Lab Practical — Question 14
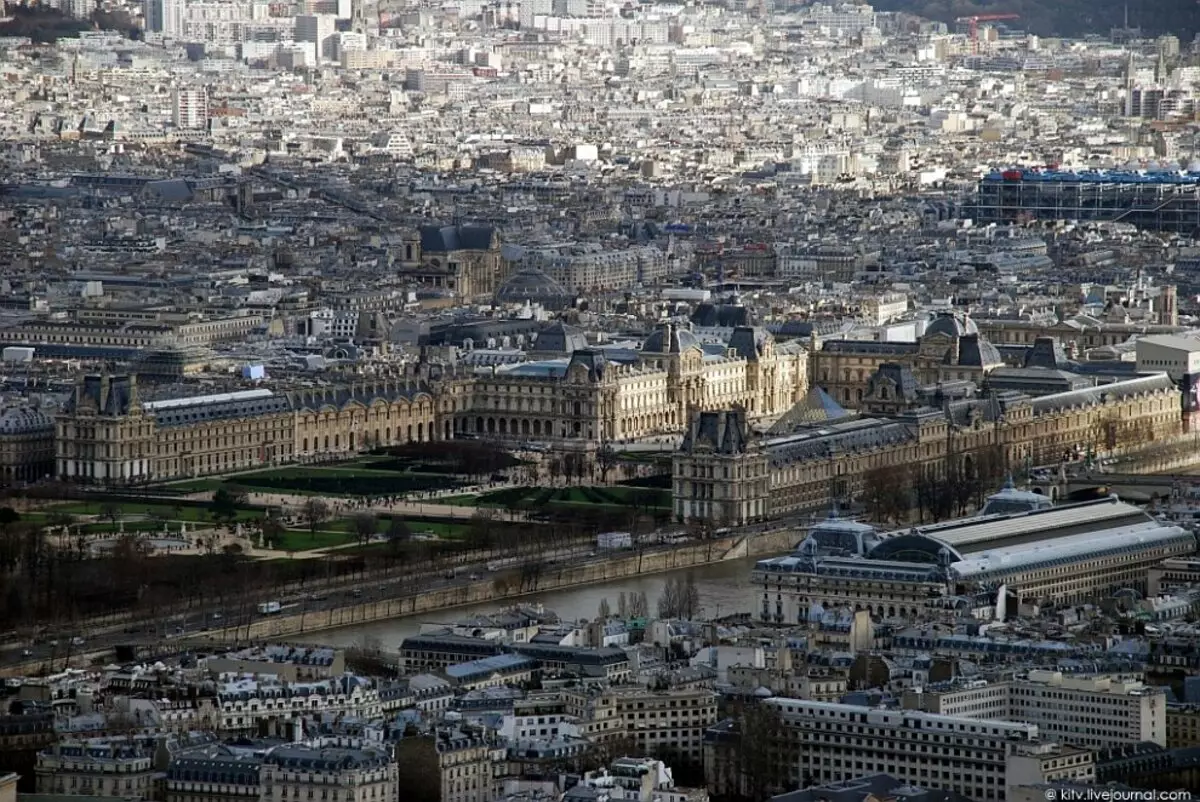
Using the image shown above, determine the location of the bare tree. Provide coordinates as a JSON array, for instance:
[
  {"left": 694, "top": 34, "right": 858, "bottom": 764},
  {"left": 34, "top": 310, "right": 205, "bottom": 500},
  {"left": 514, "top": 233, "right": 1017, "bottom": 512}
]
[
  {"left": 352, "top": 512, "right": 377, "bottom": 547},
  {"left": 658, "top": 573, "right": 700, "bottom": 619},
  {"left": 617, "top": 591, "right": 628, "bottom": 618},
  {"left": 731, "top": 700, "right": 788, "bottom": 801},
  {"left": 300, "top": 498, "right": 331, "bottom": 539},
  {"left": 598, "top": 597, "right": 611, "bottom": 619},
  {"left": 98, "top": 502, "right": 123, "bottom": 529},
  {"left": 629, "top": 590, "right": 649, "bottom": 619},
  {"left": 259, "top": 514, "right": 286, "bottom": 550},
  {"left": 657, "top": 578, "right": 680, "bottom": 620}
]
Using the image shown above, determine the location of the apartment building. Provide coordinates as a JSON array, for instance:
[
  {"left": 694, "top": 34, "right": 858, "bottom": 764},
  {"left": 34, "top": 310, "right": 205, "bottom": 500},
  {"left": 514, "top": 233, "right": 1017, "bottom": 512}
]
[
  {"left": 165, "top": 745, "right": 261, "bottom": 802},
  {"left": 216, "top": 676, "right": 380, "bottom": 733},
  {"left": 1166, "top": 705, "right": 1200, "bottom": 748},
  {"left": 604, "top": 687, "right": 718, "bottom": 768},
  {"left": 393, "top": 728, "right": 494, "bottom": 802},
  {"left": 1005, "top": 742, "right": 1096, "bottom": 791},
  {"left": 905, "top": 671, "right": 1167, "bottom": 749},
  {"left": 204, "top": 646, "right": 345, "bottom": 682},
  {"left": 751, "top": 698, "right": 1040, "bottom": 801},
  {"left": 36, "top": 736, "right": 176, "bottom": 798},
  {"left": 261, "top": 745, "right": 396, "bottom": 802}
]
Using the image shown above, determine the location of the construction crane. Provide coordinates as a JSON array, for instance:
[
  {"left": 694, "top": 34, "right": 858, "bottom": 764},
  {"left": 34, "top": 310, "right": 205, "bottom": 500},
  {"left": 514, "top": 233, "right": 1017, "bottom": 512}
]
[{"left": 957, "top": 13, "right": 1019, "bottom": 52}]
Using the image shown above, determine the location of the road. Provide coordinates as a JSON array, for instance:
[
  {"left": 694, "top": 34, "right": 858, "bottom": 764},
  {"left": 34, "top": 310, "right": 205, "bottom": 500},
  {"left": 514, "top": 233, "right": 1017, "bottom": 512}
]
[
  {"left": 1, "top": 508, "right": 820, "bottom": 674},
  {"left": 0, "top": 541, "right": 605, "bottom": 671}
]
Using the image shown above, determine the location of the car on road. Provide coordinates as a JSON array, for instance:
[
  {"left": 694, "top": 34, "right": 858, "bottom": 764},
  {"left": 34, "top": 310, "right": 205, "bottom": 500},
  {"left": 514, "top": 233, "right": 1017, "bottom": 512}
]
[
  {"left": 71, "top": 637, "right": 85, "bottom": 646},
  {"left": 21, "top": 649, "right": 32, "bottom": 657}
]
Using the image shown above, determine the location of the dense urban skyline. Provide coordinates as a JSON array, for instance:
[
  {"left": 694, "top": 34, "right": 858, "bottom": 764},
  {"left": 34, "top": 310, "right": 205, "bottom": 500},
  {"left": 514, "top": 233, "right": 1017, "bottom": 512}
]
[{"left": 2, "top": 3, "right": 1200, "bottom": 802}]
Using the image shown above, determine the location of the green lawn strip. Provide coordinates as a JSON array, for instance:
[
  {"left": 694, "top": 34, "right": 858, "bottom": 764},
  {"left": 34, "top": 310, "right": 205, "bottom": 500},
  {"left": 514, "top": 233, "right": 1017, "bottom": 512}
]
[
  {"left": 438, "top": 495, "right": 481, "bottom": 506},
  {"left": 273, "top": 529, "right": 358, "bottom": 551}
]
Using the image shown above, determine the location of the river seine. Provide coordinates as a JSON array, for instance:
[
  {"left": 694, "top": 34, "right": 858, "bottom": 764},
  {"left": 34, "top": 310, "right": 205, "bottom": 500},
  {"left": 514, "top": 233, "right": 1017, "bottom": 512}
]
[{"left": 303, "top": 556, "right": 766, "bottom": 649}]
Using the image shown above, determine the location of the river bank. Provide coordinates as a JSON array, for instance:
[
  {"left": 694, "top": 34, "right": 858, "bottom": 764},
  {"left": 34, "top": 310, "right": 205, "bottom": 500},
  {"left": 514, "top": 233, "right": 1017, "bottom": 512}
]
[{"left": 196, "top": 528, "right": 796, "bottom": 646}]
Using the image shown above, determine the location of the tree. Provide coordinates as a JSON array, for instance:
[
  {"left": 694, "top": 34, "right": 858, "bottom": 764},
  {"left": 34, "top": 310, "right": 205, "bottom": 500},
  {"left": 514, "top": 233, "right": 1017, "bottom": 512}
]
[
  {"left": 98, "top": 502, "right": 122, "bottom": 529},
  {"left": 387, "top": 516, "right": 412, "bottom": 543},
  {"left": 0, "top": 507, "right": 20, "bottom": 533},
  {"left": 658, "top": 573, "right": 700, "bottom": 619},
  {"left": 211, "top": 487, "right": 242, "bottom": 528},
  {"left": 352, "top": 513, "right": 378, "bottom": 547},
  {"left": 300, "top": 498, "right": 331, "bottom": 538},
  {"left": 617, "top": 591, "right": 628, "bottom": 618},
  {"left": 658, "top": 578, "right": 680, "bottom": 620},
  {"left": 629, "top": 590, "right": 649, "bottom": 619},
  {"left": 597, "top": 443, "right": 618, "bottom": 483},
  {"left": 598, "top": 597, "right": 611, "bottom": 619},
  {"left": 860, "top": 465, "right": 911, "bottom": 524},
  {"left": 259, "top": 514, "right": 286, "bottom": 550},
  {"left": 731, "top": 701, "right": 787, "bottom": 802}
]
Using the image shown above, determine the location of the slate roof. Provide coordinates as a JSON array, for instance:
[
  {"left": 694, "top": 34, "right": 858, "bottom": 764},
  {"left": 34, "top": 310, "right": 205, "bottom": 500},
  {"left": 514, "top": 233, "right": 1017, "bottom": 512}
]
[
  {"left": 496, "top": 267, "right": 571, "bottom": 307},
  {"left": 567, "top": 349, "right": 608, "bottom": 381},
  {"left": 727, "top": 325, "right": 771, "bottom": 360},
  {"left": 1024, "top": 336, "right": 1072, "bottom": 369},
  {"left": 263, "top": 745, "right": 390, "bottom": 771},
  {"left": 866, "top": 362, "right": 920, "bottom": 402},
  {"left": 445, "top": 654, "right": 536, "bottom": 682},
  {"left": 1030, "top": 372, "right": 1175, "bottom": 414},
  {"left": 763, "top": 768, "right": 979, "bottom": 802},
  {"left": 67, "top": 375, "right": 138, "bottom": 416},
  {"left": 766, "top": 417, "right": 916, "bottom": 466},
  {"left": 167, "top": 744, "right": 261, "bottom": 785},
  {"left": 0, "top": 406, "right": 53, "bottom": 435},
  {"left": 690, "top": 302, "right": 754, "bottom": 328},
  {"left": 681, "top": 410, "right": 752, "bottom": 455},
  {"left": 952, "top": 333, "right": 1003, "bottom": 367},
  {"left": 146, "top": 389, "right": 291, "bottom": 428},
  {"left": 419, "top": 224, "right": 496, "bottom": 252},
  {"left": 534, "top": 321, "right": 588, "bottom": 353},
  {"left": 924, "top": 311, "right": 979, "bottom": 338},
  {"left": 642, "top": 322, "right": 701, "bottom": 354},
  {"left": 820, "top": 339, "right": 920, "bottom": 356}
]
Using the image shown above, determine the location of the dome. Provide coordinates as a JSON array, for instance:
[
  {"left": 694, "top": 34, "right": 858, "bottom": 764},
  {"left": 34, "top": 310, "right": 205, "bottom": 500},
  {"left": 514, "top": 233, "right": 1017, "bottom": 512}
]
[
  {"left": 981, "top": 478, "right": 1054, "bottom": 516},
  {"left": 642, "top": 323, "right": 701, "bottom": 354},
  {"left": 495, "top": 267, "right": 571, "bottom": 309},
  {"left": 0, "top": 406, "right": 53, "bottom": 436},
  {"left": 924, "top": 311, "right": 978, "bottom": 339}
]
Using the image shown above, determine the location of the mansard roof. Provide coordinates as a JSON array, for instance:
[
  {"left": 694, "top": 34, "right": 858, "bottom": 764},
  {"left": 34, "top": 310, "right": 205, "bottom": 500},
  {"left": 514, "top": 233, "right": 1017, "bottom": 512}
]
[
  {"left": 681, "top": 409, "right": 752, "bottom": 455},
  {"left": 419, "top": 224, "right": 496, "bottom": 252},
  {"left": 766, "top": 417, "right": 916, "bottom": 466},
  {"left": 290, "top": 381, "right": 434, "bottom": 413},
  {"left": 1029, "top": 372, "right": 1176, "bottom": 414}
]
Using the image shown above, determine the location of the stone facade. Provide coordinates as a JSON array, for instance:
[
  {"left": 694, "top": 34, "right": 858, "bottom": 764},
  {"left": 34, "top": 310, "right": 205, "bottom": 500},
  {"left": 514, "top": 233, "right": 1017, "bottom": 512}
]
[
  {"left": 674, "top": 371, "right": 1183, "bottom": 524},
  {"left": 456, "top": 323, "right": 808, "bottom": 445},
  {"left": 54, "top": 321, "right": 808, "bottom": 485},
  {"left": 55, "top": 374, "right": 470, "bottom": 484},
  {"left": 809, "top": 311, "right": 1005, "bottom": 410},
  {"left": 397, "top": 224, "right": 506, "bottom": 298}
]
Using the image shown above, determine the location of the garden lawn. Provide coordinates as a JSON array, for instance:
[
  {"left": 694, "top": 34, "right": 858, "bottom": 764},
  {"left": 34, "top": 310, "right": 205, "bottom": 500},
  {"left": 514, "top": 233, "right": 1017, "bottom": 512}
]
[{"left": 272, "top": 529, "right": 359, "bottom": 551}]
